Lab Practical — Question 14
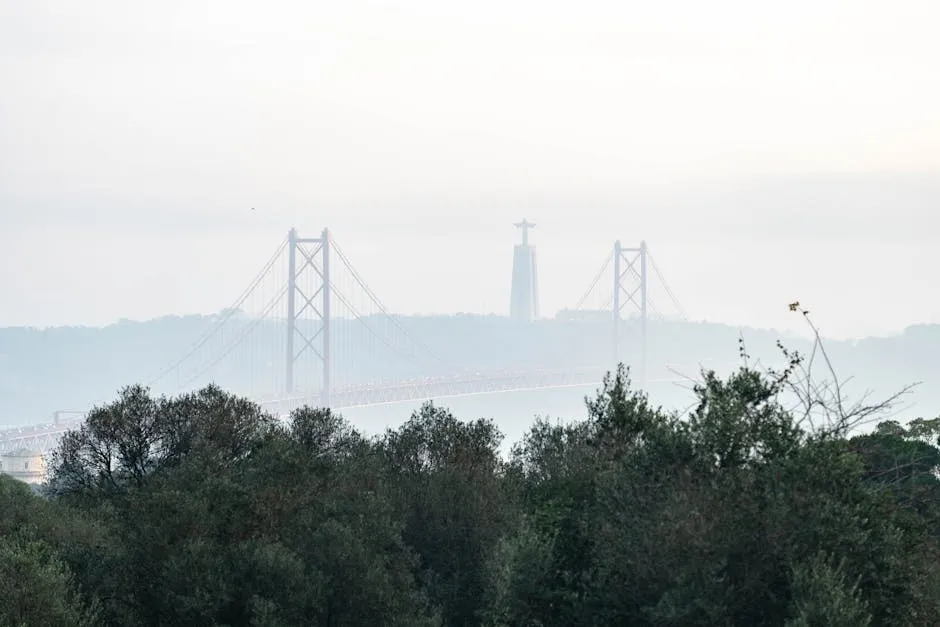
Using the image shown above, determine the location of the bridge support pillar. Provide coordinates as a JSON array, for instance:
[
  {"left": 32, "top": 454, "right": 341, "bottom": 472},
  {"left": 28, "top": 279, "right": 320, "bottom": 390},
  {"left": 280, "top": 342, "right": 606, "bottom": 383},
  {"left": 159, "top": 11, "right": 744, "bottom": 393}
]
[
  {"left": 321, "top": 228, "right": 331, "bottom": 408},
  {"left": 613, "top": 240, "right": 621, "bottom": 365},
  {"left": 613, "top": 239, "right": 648, "bottom": 387},
  {"left": 284, "top": 227, "right": 332, "bottom": 407},
  {"left": 286, "top": 228, "right": 297, "bottom": 393}
]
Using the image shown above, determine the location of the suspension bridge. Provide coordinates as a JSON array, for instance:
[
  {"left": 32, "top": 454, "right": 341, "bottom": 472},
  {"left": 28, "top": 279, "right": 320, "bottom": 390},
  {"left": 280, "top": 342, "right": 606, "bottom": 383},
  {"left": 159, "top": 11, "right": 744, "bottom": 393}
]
[{"left": 0, "top": 227, "right": 691, "bottom": 454}]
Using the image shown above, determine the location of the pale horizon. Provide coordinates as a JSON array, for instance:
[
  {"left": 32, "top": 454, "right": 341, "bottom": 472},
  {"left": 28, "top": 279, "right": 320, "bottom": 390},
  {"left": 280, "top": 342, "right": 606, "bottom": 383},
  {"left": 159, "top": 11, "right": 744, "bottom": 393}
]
[{"left": 3, "top": 0, "right": 940, "bottom": 340}]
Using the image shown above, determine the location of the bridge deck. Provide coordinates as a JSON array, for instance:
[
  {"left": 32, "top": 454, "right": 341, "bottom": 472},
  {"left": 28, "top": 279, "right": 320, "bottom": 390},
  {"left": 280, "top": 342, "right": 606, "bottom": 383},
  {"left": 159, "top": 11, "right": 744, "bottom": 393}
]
[{"left": 0, "top": 366, "right": 695, "bottom": 454}]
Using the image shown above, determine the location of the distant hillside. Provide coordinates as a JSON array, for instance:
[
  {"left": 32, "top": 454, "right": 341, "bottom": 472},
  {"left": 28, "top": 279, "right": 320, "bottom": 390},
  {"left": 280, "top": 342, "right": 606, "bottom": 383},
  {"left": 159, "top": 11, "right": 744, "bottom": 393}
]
[{"left": 1, "top": 313, "right": 938, "bottom": 427}]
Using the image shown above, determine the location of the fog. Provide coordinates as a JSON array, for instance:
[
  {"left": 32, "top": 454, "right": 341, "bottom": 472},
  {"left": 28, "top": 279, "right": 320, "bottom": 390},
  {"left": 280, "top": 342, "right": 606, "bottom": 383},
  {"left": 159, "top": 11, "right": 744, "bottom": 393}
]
[{"left": 2, "top": 2, "right": 940, "bottom": 337}]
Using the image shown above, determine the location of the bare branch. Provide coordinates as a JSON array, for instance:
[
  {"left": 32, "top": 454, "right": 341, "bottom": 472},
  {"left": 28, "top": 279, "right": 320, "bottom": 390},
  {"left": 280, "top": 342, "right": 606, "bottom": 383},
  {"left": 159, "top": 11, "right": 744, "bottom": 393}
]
[{"left": 769, "top": 302, "right": 921, "bottom": 439}]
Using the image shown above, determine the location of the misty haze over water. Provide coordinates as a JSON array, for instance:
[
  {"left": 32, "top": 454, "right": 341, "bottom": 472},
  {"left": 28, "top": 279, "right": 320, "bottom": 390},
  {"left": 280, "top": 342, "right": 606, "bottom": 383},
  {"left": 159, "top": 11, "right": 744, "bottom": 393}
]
[{"left": 2, "top": 0, "right": 940, "bottom": 429}]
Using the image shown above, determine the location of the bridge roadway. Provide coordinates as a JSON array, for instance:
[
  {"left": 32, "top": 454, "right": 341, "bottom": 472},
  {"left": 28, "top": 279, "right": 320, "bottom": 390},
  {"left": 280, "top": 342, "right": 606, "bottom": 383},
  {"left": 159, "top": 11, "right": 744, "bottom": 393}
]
[
  {"left": 1, "top": 366, "right": 663, "bottom": 455},
  {"left": 256, "top": 366, "right": 615, "bottom": 414}
]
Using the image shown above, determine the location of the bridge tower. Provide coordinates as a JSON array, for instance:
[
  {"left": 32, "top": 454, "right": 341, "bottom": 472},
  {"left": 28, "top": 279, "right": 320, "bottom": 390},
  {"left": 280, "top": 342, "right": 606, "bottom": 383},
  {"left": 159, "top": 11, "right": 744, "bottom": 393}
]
[
  {"left": 510, "top": 218, "right": 540, "bottom": 321},
  {"left": 612, "top": 240, "right": 648, "bottom": 386},
  {"left": 285, "top": 227, "right": 331, "bottom": 407}
]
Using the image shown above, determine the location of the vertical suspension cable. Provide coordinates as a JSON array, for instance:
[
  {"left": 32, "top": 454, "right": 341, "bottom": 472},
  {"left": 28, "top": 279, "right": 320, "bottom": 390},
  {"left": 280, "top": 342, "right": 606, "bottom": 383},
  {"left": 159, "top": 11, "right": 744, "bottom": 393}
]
[
  {"left": 145, "top": 236, "right": 288, "bottom": 389},
  {"left": 330, "top": 235, "right": 449, "bottom": 367},
  {"left": 574, "top": 249, "right": 614, "bottom": 311},
  {"left": 346, "top": 260, "right": 355, "bottom": 386},
  {"left": 647, "top": 249, "right": 688, "bottom": 320}
]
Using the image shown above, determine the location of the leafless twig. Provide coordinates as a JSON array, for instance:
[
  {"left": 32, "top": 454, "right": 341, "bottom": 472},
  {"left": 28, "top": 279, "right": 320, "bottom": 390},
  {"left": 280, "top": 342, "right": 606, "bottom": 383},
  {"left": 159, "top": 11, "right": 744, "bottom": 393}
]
[{"left": 771, "top": 302, "right": 920, "bottom": 438}]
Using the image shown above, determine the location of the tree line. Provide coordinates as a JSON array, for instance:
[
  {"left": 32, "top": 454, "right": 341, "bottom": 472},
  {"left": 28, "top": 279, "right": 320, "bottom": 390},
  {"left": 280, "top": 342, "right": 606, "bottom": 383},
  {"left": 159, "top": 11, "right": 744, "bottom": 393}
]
[{"left": 2, "top": 348, "right": 940, "bottom": 625}]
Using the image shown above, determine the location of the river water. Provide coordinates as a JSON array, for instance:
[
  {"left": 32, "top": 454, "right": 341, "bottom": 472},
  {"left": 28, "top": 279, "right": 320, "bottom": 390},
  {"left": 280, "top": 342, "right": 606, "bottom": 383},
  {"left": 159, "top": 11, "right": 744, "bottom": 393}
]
[{"left": 339, "top": 379, "right": 697, "bottom": 455}]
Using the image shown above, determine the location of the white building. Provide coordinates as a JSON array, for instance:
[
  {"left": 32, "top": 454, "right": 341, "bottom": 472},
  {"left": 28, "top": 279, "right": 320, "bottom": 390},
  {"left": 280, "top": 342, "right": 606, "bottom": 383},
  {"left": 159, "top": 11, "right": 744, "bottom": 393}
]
[{"left": 0, "top": 449, "right": 46, "bottom": 484}]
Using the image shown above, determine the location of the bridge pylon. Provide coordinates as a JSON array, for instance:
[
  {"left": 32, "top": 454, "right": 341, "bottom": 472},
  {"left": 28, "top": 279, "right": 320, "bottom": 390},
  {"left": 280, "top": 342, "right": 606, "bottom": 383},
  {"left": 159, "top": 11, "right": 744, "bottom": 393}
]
[
  {"left": 613, "top": 239, "right": 648, "bottom": 386},
  {"left": 286, "top": 227, "right": 331, "bottom": 407}
]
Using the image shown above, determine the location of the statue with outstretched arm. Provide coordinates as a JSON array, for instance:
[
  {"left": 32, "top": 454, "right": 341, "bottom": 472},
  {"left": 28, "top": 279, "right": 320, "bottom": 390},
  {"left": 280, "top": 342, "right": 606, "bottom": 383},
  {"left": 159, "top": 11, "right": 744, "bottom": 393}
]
[{"left": 514, "top": 218, "right": 536, "bottom": 246}]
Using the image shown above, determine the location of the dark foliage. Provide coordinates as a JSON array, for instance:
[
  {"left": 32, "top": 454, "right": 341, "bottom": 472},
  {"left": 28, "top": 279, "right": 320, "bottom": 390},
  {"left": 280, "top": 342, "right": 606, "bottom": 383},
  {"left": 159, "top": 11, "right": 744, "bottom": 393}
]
[{"left": 3, "top": 355, "right": 940, "bottom": 625}]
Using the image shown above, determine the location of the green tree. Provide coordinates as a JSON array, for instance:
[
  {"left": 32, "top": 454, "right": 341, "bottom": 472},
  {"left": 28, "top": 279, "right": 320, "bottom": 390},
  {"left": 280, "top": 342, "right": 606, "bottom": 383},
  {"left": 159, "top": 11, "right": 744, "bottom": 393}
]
[
  {"left": 46, "top": 383, "right": 278, "bottom": 502},
  {"left": 43, "top": 389, "right": 439, "bottom": 626},
  {"left": 0, "top": 536, "right": 98, "bottom": 627},
  {"left": 382, "top": 402, "right": 513, "bottom": 626},
  {"left": 784, "top": 552, "right": 873, "bottom": 627},
  {"left": 487, "top": 361, "right": 940, "bottom": 626},
  {"left": 0, "top": 476, "right": 99, "bottom": 626}
]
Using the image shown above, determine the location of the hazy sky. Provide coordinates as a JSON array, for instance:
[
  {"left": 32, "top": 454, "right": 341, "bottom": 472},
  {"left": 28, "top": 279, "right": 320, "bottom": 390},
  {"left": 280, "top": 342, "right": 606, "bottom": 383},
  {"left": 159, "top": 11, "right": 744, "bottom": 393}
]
[{"left": 2, "top": 0, "right": 939, "bottom": 339}]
